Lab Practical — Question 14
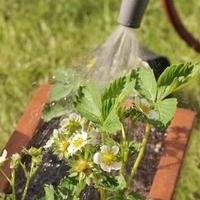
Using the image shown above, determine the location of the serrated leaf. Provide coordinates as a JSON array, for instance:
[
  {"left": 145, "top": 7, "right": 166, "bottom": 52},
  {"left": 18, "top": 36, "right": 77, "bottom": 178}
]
[
  {"left": 101, "top": 110, "right": 121, "bottom": 133},
  {"left": 136, "top": 67, "right": 157, "bottom": 102},
  {"left": 116, "top": 77, "right": 136, "bottom": 105},
  {"left": 102, "top": 76, "right": 127, "bottom": 101},
  {"left": 101, "top": 98, "right": 115, "bottom": 120},
  {"left": 100, "top": 74, "right": 136, "bottom": 133},
  {"left": 75, "top": 83, "right": 102, "bottom": 123},
  {"left": 101, "top": 77, "right": 135, "bottom": 120},
  {"left": 157, "top": 63, "right": 197, "bottom": 100},
  {"left": 155, "top": 98, "right": 177, "bottom": 128}
]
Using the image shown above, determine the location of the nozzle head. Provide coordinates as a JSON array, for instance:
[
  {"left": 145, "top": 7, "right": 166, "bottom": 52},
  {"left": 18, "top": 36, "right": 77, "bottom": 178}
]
[{"left": 118, "top": 0, "right": 149, "bottom": 28}]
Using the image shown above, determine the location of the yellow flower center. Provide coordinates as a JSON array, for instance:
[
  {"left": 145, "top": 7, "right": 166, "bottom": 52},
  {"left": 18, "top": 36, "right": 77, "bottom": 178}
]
[
  {"left": 101, "top": 152, "right": 116, "bottom": 165},
  {"left": 66, "top": 120, "right": 82, "bottom": 134},
  {"left": 57, "top": 140, "right": 69, "bottom": 152},
  {"left": 140, "top": 103, "right": 151, "bottom": 114},
  {"left": 72, "top": 138, "right": 84, "bottom": 148},
  {"left": 74, "top": 160, "right": 89, "bottom": 172}
]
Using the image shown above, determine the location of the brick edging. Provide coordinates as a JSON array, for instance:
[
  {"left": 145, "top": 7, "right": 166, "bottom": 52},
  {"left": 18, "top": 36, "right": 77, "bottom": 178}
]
[
  {"left": 149, "top": 108, "right": 196, "bottom": 200},
  {"left": 0, "top": 84, "right": 50, "bottom": 191}
]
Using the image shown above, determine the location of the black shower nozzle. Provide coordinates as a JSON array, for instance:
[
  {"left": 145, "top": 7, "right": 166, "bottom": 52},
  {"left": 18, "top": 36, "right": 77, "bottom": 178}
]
[{"left": 118, "top": 0, "right": 149, "bottom": 28}]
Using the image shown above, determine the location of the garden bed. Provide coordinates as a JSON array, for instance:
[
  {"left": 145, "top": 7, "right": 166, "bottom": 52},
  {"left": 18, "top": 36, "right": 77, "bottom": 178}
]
[{"left": 0, "top": 85, "right": 196, "bottom": 200}]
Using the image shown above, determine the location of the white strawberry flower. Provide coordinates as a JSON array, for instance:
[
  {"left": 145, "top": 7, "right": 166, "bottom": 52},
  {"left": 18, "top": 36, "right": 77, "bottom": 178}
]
[
  {"left": 135, "top": 96, "right": 158, "bottom": 120},
  {"left": 60, "top": 113, "right": 83, "bottom": 134},
  {"left": 68, "top": 131, "right": 88, "bottom": 154},
  {"left": 10, "top": 153, "right": 21, "bottom": 169},
  {"left": 93, "top": 145, "right": 121, "bottom": 172},
  {"left": 0, "top": 150, "right": 7, "bottom": 166},
  {"left": 43, "top": 129, "right": 59, "bottom": 149}
]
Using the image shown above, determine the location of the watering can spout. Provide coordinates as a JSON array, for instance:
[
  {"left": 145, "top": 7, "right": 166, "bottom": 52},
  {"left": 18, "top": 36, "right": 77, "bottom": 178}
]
[{"left": 118, "top": 0, "right": 149, "bottom": 28}]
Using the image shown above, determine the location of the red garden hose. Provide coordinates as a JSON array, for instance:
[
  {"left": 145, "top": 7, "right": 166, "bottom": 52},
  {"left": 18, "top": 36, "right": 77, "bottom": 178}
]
[{"left": 161, "top": 0, "right": 200, "bottom": 53}]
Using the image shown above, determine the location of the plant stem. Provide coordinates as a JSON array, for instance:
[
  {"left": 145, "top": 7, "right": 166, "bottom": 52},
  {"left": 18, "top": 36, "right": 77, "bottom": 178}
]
[
  {"left": 11, "top": 170, "right": 16, "bottom": 200},
  {"left": 100, "top": 188, "right": 106, "bottom": 200},
  {"left": 0, "top": 168, "right": 17, "bottom": 200},
  {"left": 121, "top": 123, "right": 126, "bottom": 141},
  {"left": 121, "top": 124, "right": 129, "bottom": 162},
  {"left": 21, "top": 161, "right": 35, "bottom": 200},
  {"left": 21, "top": 173, "right": 31, "bottom": 200},
  {"left": 129, "top": 123, "right": 151, "bottom": 183},
  {"left": 101, "top": 132, "right": 106, "bottom": 144},
  {"left": 120, "top": 123, "right": 128, "bottom": 176},
  {"left": 0, "top": 168, "right": 12, "bottom": 185}
]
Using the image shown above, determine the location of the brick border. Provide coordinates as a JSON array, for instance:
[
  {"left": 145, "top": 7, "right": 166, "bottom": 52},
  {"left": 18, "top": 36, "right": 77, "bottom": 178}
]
[
  {"left": 0, "top": 84, "right": 50, "bottom": 191},
  {"left": 149, "top": 108, "right": 196, "bottom": 200},
  {"left": 0, "top": 85, "right": 196, "bottom": 200}
]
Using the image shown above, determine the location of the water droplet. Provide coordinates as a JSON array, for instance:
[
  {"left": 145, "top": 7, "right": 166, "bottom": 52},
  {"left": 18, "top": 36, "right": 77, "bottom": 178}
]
[{"left": 51, "top": 102, "right": 56, "bottom": 106}]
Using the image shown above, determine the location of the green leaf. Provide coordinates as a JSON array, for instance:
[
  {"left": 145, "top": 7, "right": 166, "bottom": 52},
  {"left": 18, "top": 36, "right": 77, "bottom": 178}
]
[
  {"left": 98, "top": 175, "right": 126, "bottom": 192},
  {"left": 50, "top": 68, "right": 82, "bottom": 102},
  {"left": 50, "top": 83, "right": 73, "bottom": 102},
  {"left": 116, "top": 175, "right": 127, "bottom": 191},
  {"left": 75, "top": 83, "right": 102, "bottom": 123},
  {"left": 102, "top": 76, "right": 127, "bottom": 101},
  {"left": 101, "top": 74, "right": 135, "bottom": 133},
  {"left": 42, "top": 100, "right": 72, "bottom": 122},
  {"left": 125, "top": 107, "right": 147, "bottom": 122},
  {"left": 101, "top": 110, "right": 121, "bottom": 133},
  {"left": 157, "top": 63, "right": 198, "bottom": 100},
  {"left": 116, "top": 77, "right": 136, "bottom": 106},
  {"left": 102, "top": 74, "right": 136, "bottom": 109},
  {"left": 155, "top": 98, "right": 177, "bottom": 128},
  {"left": 56, "top": 176, "right": 78, "bottom": 199},
  {"left": 42, "top": 68, "right": 82, "bottom": 122},
  {"left": 136, "top": 67, "right": 157, "bottom": 102},
  {"left": 126, "top": 192, "right": 145, "bottom": 200},
  {"left": 44, "top": 185, "right": 55, "bottom": 200}
]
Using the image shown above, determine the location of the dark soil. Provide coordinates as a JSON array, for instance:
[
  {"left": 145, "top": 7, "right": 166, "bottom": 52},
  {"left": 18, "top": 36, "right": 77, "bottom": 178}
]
[
  {"left": 14, "top": 118, "right": 166, "bottom": 200},
  {"left": 124, "top": 120, "right": 166, "bottom": 196}
]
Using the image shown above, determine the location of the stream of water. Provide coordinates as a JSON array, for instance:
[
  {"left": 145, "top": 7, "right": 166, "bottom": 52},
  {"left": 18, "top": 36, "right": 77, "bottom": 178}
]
[{"left": 88, "top": 25, "right": 149, "bottom": 84}]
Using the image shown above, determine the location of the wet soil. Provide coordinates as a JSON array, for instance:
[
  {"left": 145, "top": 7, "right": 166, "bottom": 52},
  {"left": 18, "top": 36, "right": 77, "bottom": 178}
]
[{"left": 14, "top": 118, "right": 166, "bottom": 200}]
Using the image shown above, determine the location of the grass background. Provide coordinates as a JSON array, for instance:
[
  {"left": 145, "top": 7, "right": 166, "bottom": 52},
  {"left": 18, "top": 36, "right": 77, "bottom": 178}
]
[{"left": 0, "top": 0, "right": 199, "bottom": 199}]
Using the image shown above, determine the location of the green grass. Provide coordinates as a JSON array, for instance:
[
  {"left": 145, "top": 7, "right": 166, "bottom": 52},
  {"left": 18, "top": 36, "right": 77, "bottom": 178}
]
[{"left": 0, "top": 0, "right": 200, "bottom": 199}]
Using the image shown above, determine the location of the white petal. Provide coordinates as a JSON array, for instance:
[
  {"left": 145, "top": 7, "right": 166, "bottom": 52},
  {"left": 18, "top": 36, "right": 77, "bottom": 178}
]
[
  {"left": 52, "top": 129, "right": 59, "bottom": 138},
  {"left": 2, "top": 150, "right": 7, "bottom": 158},
  {"left": 111, "top": 162, "right": 122, "bottom": 171},
  {"left": 44, "top": 138, "right": 54, "bottom": 149},
  {"left": 111, "top": 146, "right": 119, "bottom": 155},
  {"left": 68, "top": 145, "right": 75, "bottom": 154},
  {"left": 148, "top": 110, "right": 159, "bottom": 120},
  {"left": 100, "top": 145, "right": 110, "bottom": 153},
  {"left": 0, "top": 150, "right": 7, "bottom": 164},
  {"left": 72, "top": 134, "right": 79, "bottom": 140},
  {"left": 100, "top": 163, "right": 111, "bottom": 172},
  {"left": 60, "top": 118, "right": 69, "bottom": 127},
  {"left": 93, "top": 152, "right": 101, "bottom": 164},
  {"left": 81, "top": 131, "right": 88, "bottom": 139},
  {"left": 69, "top": 113, "right": 81, "bottom": 121}
]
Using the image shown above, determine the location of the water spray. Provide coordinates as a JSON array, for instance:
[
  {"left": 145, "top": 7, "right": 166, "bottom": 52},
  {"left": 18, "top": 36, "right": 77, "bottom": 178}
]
[{"left": 89, "top": 0, "right": 170, "bottom": 84}]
